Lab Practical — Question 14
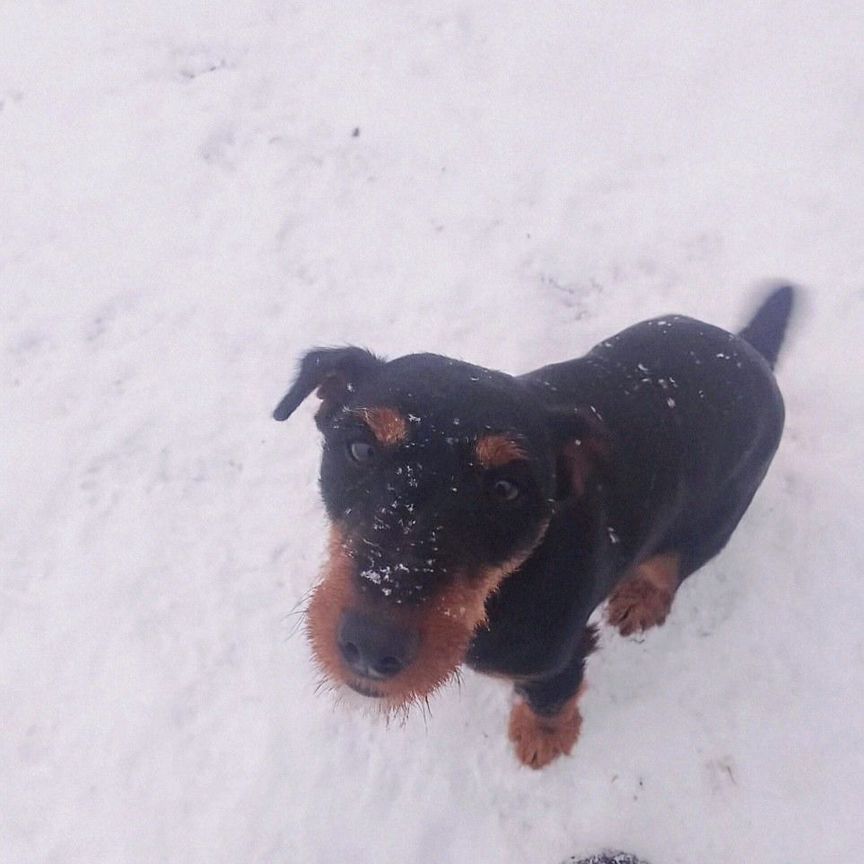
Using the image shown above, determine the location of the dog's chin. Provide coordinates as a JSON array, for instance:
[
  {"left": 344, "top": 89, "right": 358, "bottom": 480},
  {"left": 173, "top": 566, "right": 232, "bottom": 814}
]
[
  {"left": 319, "top": 664, "right": 462, "bottom": 720},
  {"left": 329, "top": 681, "right": 409, "bottom": 721}
]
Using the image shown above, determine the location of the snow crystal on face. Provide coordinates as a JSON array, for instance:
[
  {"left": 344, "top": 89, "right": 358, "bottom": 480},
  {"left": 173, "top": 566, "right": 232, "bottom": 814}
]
[
  {"left": 401, "top": 463, "right": 420, "bottom": 488},
  {"left": 359, "top": 561, "right": 411, "bottom": 588},
  {"left": 666, "top": 397, "right": 676, "bottom": 408},
  {"left": 359, "top": 568, "right": 384, "bottom": 585},
  {"left": 607, "top": 526, "right": 620, "bottom": 544}
]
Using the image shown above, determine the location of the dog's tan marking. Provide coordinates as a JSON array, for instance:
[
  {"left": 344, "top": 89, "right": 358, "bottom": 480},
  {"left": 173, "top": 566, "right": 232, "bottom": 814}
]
[
  {"left": 606, "top": 551, "right": 681, "bottom": 636},
  {"left": 355, "top": 406, "right": 408, "bottom": 446},
  {"left": 508, "top": 681, "right": 587, "bottom": 769},
  {"left": 475, "top": 435, "right": 527, "bottom": 469}
]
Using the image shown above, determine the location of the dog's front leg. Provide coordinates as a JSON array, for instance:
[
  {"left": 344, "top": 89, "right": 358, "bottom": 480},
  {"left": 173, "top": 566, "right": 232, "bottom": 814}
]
[{"left": 507, "top": 632, "right": 594, "bottom": 769}]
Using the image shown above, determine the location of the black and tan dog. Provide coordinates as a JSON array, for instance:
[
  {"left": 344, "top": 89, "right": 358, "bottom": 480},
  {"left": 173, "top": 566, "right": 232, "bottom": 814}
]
[{"left": 273, "top": 285, "right": 793, "bottom": 768}]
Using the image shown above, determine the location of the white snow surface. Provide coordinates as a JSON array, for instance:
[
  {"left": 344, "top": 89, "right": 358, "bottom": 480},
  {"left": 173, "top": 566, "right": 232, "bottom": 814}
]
[{"left": 2, "top": 3, "right": 864, "bottom": 863}]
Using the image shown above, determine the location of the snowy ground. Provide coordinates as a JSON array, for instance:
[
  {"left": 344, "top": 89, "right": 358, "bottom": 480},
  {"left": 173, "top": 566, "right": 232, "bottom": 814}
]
[{"left": 2, "top": 3, "right": 864, "bottom": 863}]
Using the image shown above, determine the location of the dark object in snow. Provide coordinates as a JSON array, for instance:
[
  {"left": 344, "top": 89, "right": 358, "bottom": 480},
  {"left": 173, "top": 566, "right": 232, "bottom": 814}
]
[
  {"left": 273, "top": 284, "right": 795, "bottom": 769},
  {"left": 562, "top": 854, "right": 650, "bottom": 864}
]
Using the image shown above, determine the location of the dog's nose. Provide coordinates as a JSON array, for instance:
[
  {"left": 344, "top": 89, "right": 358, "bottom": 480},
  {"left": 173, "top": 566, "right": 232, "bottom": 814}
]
[{"left": 337, "top": 611, "right": 419, "bottom": 681}]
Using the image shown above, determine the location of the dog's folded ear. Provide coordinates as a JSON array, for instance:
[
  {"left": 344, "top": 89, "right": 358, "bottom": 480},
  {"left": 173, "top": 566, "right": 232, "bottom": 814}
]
[
  {"left": 546, "top": 406, "right": 612, "bottom": 499},
  {"left": 273, "top": 347, "right": 384, "bottom": 422}
]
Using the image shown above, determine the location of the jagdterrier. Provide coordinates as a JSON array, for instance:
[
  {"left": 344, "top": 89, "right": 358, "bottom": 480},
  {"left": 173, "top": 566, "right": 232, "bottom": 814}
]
[{"left": 273, "top": 285, "right": 793, "bottom": 768}]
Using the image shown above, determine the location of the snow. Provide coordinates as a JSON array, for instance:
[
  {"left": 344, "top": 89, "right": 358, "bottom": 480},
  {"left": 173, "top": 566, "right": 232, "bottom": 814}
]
[{"left": 2, "top": 2, "right": 863, "bottom": 863}]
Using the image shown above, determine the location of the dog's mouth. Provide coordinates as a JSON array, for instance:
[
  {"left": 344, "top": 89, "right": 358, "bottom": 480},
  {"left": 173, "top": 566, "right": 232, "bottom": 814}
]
[{"left": 347, "top": 681, "right": 384, "bottom": 698}]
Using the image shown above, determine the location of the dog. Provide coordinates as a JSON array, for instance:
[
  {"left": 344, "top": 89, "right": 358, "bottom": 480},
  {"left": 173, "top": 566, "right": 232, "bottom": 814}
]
[{"left": 273, "top": 285, "right": 794, "bottom": 769}]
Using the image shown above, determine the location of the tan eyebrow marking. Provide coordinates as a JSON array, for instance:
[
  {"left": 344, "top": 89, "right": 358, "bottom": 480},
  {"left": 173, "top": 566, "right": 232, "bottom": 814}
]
[
  {"left": 355, "top": 406, "right": 409, "bottom": 446},
  {"left": 474, "top": 435, "right": 528, "bottom": 468}
]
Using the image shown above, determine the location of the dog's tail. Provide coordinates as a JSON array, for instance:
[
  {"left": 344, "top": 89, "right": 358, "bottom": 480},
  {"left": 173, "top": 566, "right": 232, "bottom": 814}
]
[{"left": 738, "top": 284, "right": 796, "bottom": 369}]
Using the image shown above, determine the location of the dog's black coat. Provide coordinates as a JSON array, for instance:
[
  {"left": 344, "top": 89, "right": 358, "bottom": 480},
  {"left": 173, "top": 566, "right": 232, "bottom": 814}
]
[
  {"left": 468, "top": 296, "right": 790, "bottom": 708},
  {"left": 275, "top": 286, "right": 793, "bottom": 718}
]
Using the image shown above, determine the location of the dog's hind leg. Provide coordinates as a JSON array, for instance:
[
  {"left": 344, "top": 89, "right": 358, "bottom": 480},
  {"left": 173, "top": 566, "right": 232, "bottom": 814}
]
[{"left": 606, "top": 552, "right": 681, "bottom": 637}]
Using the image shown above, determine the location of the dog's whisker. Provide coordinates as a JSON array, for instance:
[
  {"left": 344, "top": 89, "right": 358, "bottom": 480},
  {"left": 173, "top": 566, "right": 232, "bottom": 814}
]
[
  {"left": 314, "top": 677, "right": 333, "bottom": 697},
  {"left": 279, "top": 587, "right": 317, "bottom": 642}
]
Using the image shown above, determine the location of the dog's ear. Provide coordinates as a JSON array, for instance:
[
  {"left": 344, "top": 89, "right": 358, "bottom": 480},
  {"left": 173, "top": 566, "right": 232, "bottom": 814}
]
[
  {"left": 273, "top": 347, "right": 384, "bottom": 422},
  {"left": 546, "top": 406, "right": 611, "bottom": 499}
]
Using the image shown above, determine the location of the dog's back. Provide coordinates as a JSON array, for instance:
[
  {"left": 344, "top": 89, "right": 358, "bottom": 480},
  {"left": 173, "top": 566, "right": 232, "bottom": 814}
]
[{"left": 523, "top": 286, "right": 794, "bottom": 578}]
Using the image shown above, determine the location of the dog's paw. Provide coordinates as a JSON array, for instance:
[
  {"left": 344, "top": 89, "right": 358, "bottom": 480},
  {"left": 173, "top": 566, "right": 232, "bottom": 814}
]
[
  {"left": 607, "top": 554, "right": 680, "bottom": 636},
  {"left": 606, "top": 577, "right": 673, "bottom": 636},
  {"left": 508, "top": 696, "right": 582, "bottom": 769}
]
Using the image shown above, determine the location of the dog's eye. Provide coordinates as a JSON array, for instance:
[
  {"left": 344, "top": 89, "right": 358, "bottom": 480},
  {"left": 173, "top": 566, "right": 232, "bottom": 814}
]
[
  {"left": 491, "top": 479, "right": 520, "bottom": 502},
  {"left": 348, "top": 440, "right": 376, "bottom": 463}
]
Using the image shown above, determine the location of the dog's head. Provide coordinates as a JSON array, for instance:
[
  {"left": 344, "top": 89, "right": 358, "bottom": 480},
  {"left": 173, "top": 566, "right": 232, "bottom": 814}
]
[{"left": 274, "top": 347, "right": 606, "bottom": 713}]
